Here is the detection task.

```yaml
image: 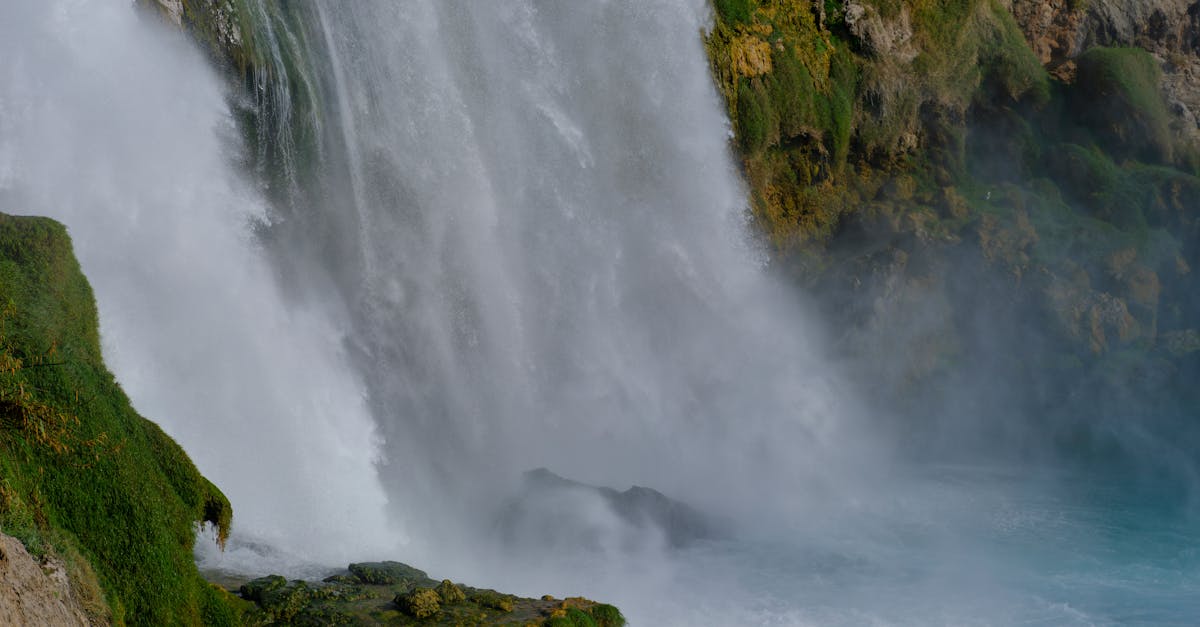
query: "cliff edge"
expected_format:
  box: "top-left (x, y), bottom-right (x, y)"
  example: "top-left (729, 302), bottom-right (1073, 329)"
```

top-left (0, 212), bottom-right (239, 625)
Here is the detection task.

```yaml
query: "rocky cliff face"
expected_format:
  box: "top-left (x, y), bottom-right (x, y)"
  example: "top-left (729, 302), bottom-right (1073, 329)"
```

top-left (0, 533), bottom-right (91, 626)
top-left (1008, 0), bottom-right (1200, 143)
top-left (707, 0), bottom-right (1199, 468)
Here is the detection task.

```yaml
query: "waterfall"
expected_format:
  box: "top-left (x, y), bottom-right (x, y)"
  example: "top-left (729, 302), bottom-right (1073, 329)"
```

top-left (0, 0), bottom-right (867, 567)
top-left (6, 2), bottom-right (1200, 624)
top-left (235, 0), bottom-right (865, 549)
top-left (0, 0), bottom-right (396, 564)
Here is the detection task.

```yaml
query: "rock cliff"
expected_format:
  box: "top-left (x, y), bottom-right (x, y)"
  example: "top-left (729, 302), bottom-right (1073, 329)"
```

top-left (1008, 0), bottom-right (1200, 143)
top-left (0, 532), bottom-right (91, 626)
top-left (707, 0), bottom-right (1199, 465)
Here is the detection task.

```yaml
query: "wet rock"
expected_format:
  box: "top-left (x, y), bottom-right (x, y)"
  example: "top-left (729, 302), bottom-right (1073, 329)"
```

top-left (396, 587), bottom-right (441, 619)
top-left (235, 560), bottom-right (622, 625)
top-left (238, 574), bottom-right (287, 602)
top-left (348, 560), bottom-right (428, 586)
top-left (435, 579), bottom-right (466, 604)
top-left (472, 590), bottom-right (516, 612)
top-left (498, 468), bottom-right (721, 549)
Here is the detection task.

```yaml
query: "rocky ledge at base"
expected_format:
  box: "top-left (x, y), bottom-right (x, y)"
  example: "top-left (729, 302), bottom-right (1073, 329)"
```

top-left (230, 560), bottom-right (624, 626)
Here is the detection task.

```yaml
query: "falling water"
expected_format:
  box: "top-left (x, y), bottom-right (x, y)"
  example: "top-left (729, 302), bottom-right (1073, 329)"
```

top-left (235, 0), bottom-right (866, 543)
top-left (0, 0), bottom-right (396, 564)
top-left (3, 1), bottom-right (1198, 624)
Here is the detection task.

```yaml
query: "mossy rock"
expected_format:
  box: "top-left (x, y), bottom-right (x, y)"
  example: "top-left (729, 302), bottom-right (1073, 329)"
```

top-left (470, 589), bottom-right (515, 613)
top-left (348, 560), bottom-right (430, 586)
top-left (435, 579), bottom-right (466, 604)
top-left (589, 603), bottom-right (626, 627)
top-left (238, 575), bottom-right (288, 602)
top-left (236, 563), bottom-right (624, 626)
top-left (396, 587), bottom-right (441, 619)
top-left (544, 603), bottom-right (624, 627)
top-left (546, 607), bottom-right (599, 627)
top-left (258, 581), bottom-right (314, 622)
top-left (713, 0), bottom-right (755, 25)
top-left (1072, 47), bottom-right (1173, 163)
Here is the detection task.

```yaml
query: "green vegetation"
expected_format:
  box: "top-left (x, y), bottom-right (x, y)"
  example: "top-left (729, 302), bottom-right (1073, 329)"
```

top-left (236, 561), bottom-right (625, 626)
top-left (705, 0), bottom-right (1051, 252)
top-left (1073, 47), bottom-right (1172, 163)
top-left (0, 213), bottom-right (240, 625)
top-left (714, 0), bottom-right (755, 25)
top-left (706, 0), bottom-right (1200, 461)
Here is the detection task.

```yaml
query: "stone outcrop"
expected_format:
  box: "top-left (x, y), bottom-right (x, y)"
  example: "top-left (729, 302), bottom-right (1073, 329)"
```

top-left (845, 1), bottom-right (918, 62)
top-left (235, 560), bottom-right (624, 625)
top-left (497, 468), bottom-right (722, 550)
top-left (0, 534), bottom-right (90, 627)
top-left (1008, 0), bottom-right (1200, 142)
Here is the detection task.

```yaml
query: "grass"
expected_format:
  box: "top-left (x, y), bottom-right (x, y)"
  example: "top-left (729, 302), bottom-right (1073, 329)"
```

top-left (704, 0), bottom-right (1059, 253)
top-left (0, 213), bottom-right (240, 625)
top-left (1073, 47), bottom-right (1172, 163)
top-left (714, 0), bottom-right (755, 25)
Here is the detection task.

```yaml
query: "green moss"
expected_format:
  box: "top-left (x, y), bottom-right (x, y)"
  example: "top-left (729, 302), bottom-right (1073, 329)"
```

top-left (0, 213), bottom-right (236, 624)
top-left (549, 608), bottom-right (598, 627)
top-left (976, 0), bottom-right (1050, 105)
top-left (471, 589), bottom-right (515, 612)
top-left (589, 603), bottom-right (626, 627)
top-left (349, 560), bottom-right (429, 586)
top-left (713, 0), bottom-right (755, 25)
top-left (397, 587), bottom-right (442, 619)
top-left (1072, 47), bottom-right (1172, 163)
top-left (827, 46), bottom-right (857, 167)
top-left (737, 79), bottom-right (774, 154)
top-left (435, 579), bottom-right (466, 604)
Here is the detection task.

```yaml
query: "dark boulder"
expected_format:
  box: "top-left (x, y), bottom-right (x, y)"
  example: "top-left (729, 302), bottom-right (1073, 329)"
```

top-left (497, 468), bottom-right (722, 550)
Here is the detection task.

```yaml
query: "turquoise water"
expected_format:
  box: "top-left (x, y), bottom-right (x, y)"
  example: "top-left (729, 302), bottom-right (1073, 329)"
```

top-left (717, 468), bottom-right (1200, 626)
top-left (461, 465), bottom-right (1200, 626)
top-left (197, 462), bottom-right (1199, 625)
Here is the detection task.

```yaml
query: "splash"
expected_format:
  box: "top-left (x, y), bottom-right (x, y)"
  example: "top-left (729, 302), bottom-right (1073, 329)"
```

top-left (236, 2), bottom-right (868, 551)
top-left (0, 0), bottom-right (396, 563)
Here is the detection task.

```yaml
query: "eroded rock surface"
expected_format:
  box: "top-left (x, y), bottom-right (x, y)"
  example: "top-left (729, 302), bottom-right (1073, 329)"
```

top-left (1008, 0), bottom-right (1200, 141)
top-left (0, 534), bottom-right (89, 627)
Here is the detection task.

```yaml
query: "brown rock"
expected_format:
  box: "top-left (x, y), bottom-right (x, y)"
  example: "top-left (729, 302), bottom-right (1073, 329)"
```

top-left (0, 534), bottom-right (90, 626)
top-left (1009, 0), bottom-right (1200, 143)
top-left (730, 36), bottom-right (773, 77)
top-left (845, 1), bottom-right (917, 62)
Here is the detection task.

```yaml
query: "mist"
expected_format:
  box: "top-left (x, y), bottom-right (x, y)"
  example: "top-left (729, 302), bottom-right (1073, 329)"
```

top-left (0, 0), bottom-right (396, 563)
top-left (1, 0), bottom-right (1197, 624)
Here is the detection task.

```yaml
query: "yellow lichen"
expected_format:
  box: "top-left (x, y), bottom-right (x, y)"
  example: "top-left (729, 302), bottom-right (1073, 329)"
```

top-left (730, 35), bottom-right (773, 77)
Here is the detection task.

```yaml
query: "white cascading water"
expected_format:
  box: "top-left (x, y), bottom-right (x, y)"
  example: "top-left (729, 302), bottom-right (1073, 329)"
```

top-left (0, 0), bottom-right (397, 566)
top-left (4, 1), bottom-right (1197, 625)
top-left (218, 1), bottom-right (887, 619)
top-left (274, 1), bottom-right (864, 534)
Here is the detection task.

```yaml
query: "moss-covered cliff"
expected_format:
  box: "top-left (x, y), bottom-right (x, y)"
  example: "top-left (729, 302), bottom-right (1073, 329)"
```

top-left (0, 213), bottom-right (241, 625)
top-left (0, 212), bottom-right (625, 626)
top-left (707, 0), bottom-right (1200, 463)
